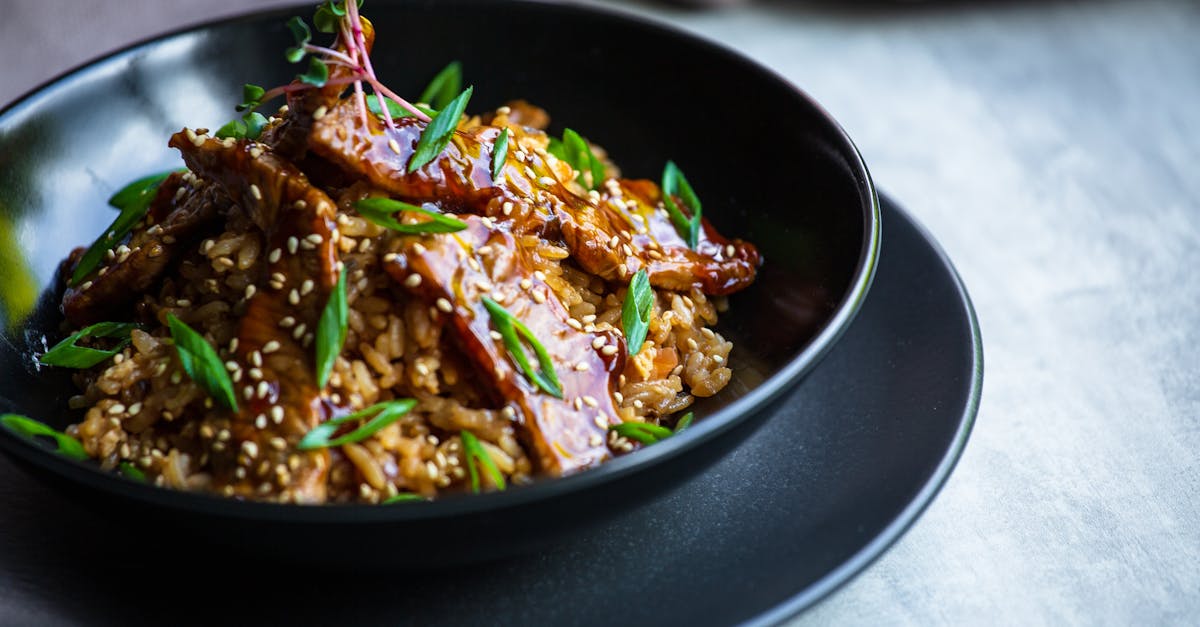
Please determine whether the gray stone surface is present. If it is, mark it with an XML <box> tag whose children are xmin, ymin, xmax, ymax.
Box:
<box><xmin>3</xmin><ymin>0</ymin><xmax>1198</xmax><ymax>623</ymax></box>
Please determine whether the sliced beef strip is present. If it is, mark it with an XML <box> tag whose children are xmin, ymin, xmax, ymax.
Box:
<box><xmin>309</xmin><ymin>100</ymin><xmax>760</xmax><ymax>295</ymax></box>
<box><xmin>170</xmin><ymin>131</ymin><xmax>341</xmax><ymax>502</ymax></box>
<box><xmin>62</xmin><ymin>172</ymin><xmax>227</xmax><ymax>327</ymax></box>
<box><xmin>385</xmin><ymin>216</ymin><xmax>622</xmax><ymax>475</ymax></box>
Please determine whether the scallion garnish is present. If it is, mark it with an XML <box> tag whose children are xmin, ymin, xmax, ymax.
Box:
<box><xmin>71</xmin><ymin>171</ymin><xmax>174</xmax><ymax>285</ymax></box>
<box><xmin>609</xmin><ymin>420</ymin><xmax>674</xmax><ymax>445</ymax></box>
<box><xmin>297</xmin><ymin>398</ymin><xmax>417</xmax><ymax>450</ymax></box>
<box><xmin>675</xmin><ymin>411</ymin><xmax>695</xmax><ymax>432</ymax></box>
<box><xmin>481</xmin><ymin>297</ymin><xmax>563</xmax><ymax>398</ymax></box>
<box><xmin>418</xmin><ymin>61</ymin><xmax>462</xmax><ymax>110</ymax></box>
<box><xmin>492</xmin><ymin>127</ymin><xmax>510</xmax><ymax>181</ymax></box>
<box><xmin>460</xmin><ymin>430</ymin><xmax>506</xmax><ymax>493</ymax></box>
<box><xmin>408</xmin><ymin>86</ymin><xmax>473</xmax><ymax>173</ymax></box>
<box><xmin>662</xmin><ymin>161</ymin><xmax>703</xmax><ymax>249</ymax></box>
<box><xmin>621</xmin><ymin>268</ymin><xmax>653</xmax><ymax>356</ymax></box>
<box><xmin>382</xmin><ymin>493</ymin><xmax>425</xmax><ymax>504</ymax></box>
<box><xmin>39</xmin><ymin>321</ymin><xmax>137</xmax><ymax>369</ymax></box>
<box><xmin>166</xmin><ymin>314</ymin><xmax>238</xmax><ymax>411</ymax></box>
<box><xmin>0</xmin><ymin>414</ymin><xmax>88</xmax><ymax>460</ymax></box>
<box><xmin>118</xmin><ymin>462</ymin><xmax>146</xmax><ymax>482</ymax></box>
<box><xmin>315</xmin><ymin>267</ymin><xmax>348</xmax><ymax>388</ymax></box>
<box><xmin>353</xmin><ymin>198</ymin><xmax>468</xmax><ymax>234</ymax></box>
<box><xmin>552</xmin><ymin>128</ymin><xmax>606</xmax><ymax>190</ymax></box>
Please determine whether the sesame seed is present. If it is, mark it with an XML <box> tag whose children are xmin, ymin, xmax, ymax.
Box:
<box><xmin>249</xmin><ymin>368</ymin><xmax>263</xmax><ymax>381</ymax></box>
<box><xmin>224</xmin><ymin>360</ymin><xmax>239</xmax><ymax>372</ymax></box>
<box><xmin>107</xmin><ymin>403</ymin><xmax>126</xmax><ymax>415</ymax></box>
<box><xmin>306</xmin><ymin>234</ymin><xmax>324</xmax><ymax>245</ymax></box>
<box><xmin>404</xmin><ymin>274</ymin><xmax>421</xmax><ymax>288</ymax></box>
<box><xmin>249</xmin><ymin>184</ymin><xmax>262</xmax><ymax>200</ymax></box>
<box><xmin>524</xmin><ymin>166</ymin><xmax>536</xmax><ymax>179</ymax></box>
<box><xmin>712</xmin><ymin>354</ymin><xmax>725</xmax><ymax>363</ymax></box>
<box><xmin>436</xmin><ymin>298</ymin><xmax>453</xmax><ymax>313</ymax></box>
<box><xmin>294</xmin><ymin>200</ymin><xmax>307</xmax><ymax>210</ymax></box>
<box><xmin>279</xmin><ymin>317</ymin><xmax>295</xmax><ymax>328</ymax></box>
<box><xmin>243</xmin><ymin>385</ymin><xmax>255</xmax><ymax>400</ymax></box>
<box><xmin>268</xmin><ymin>248</ymin><xmax>282</xmax><ymax>263</ymax></box>
<box><xmin>591</xmin><ymin>336</ymin><xmax>605</xmax><ymax>349</ymax></box>
<box><xmin>593</xmin><ymin>415</ymin><xmax>608</xmax><ymax>429</ymax></box>
<box><xmin>490</xmin><ymin>330</ymin><xmax>503</xmax><ymax>340</ymax></box>
<box><xmin>583</xmin><ymin>395</ymin><xmax>599</xmax><ymax>408</ymax></box>
<box><xmin>726</xmin><ymin>244</ymin><xmax>736</xmax><ymax>257</ymax></box>
<box><xmin>300</xmin><ymin>279</ymin><xmax>314</xmax><ymax>295</ymax></box>
<box><xmin>502</xmin><ymin>406</ymin><xmax>516</xmax><ymax>419</ymax></box>
<box><xmin>251</xmin><ymin>351</ymin><xmax>263</xmax><ymax>367</ymax></box>
<box><xmin>243</xmin><ymin>285</ymin><xmax>257</xmax><ymax>300</ymax></box>
<box><xmin>412</xmin><ymin>242</ymin><xmax>426</xmax><ymax>254</ymax></box>
<box><xmin>687</xmin><ymin>338</ymin><xmax>699</xmax><ymax>351</ymax></box>
<box><xmin>477</xmin><ymin>245</ymin><xmax>493</xmax><ymax>256</ymax></box>
<box><xmin>582</xmin><ymin>314</ymin><xmax>597</xmax><ymax>323</ymax></box>
<box><xmin>415</xmin><ymin>362</ymin><xmax>430</xmax><ymax>376</ymax></box>
<box><xmin>269</xmin><ymin>437</ymin><xmax>287</xmax><ymax>451</ymax></box>
<box><xmin>426</xmin><ymin>461</ymin><xmax>439</xmax><ymax>480</ymax></box>
<box><xmin>574</xmin><ymin>362</ymin><xmax>590</xmax><ymax>372</ymax></box>
<box><xmin>128</xmin><ymin>402</ymin><xmax>142</xmax><ymax>416</ymax></box>
<box><xmin>533</xmin><ymin>270</ymin><xmax>546</xmax><ymax>281</ymax></box>
<box><xmin>257</xmin><ymin>381</ymin><xmax>271</xmax><ymax>398</ymax></box>
<box><xmin>271</xmin><ymin>406</ymin><xmax>285</xmax><ymax>423</ymax></box>
<box><xmin>475</xmin><ymin>280</ymin><xmax>492</xmax><ymax>292</ymax></box>
<box><xmin>568</xmin><ymin>318</ymin><xmax>583</xmax><ymax>330</ymax></box>
<box><xmin>622</xmin><ymin>244</ymin><xmax>634</xmax><ymax>256</ymax></box>
<box><xmin>573</xmin><ymin>397</ymin><xmax>584</xmax><ymax>410</ymax></box>
<box><xmin>170</xmin><ymin>371</ymin><xmax>182</xmax><ymax>384</ymax></box>
<box><xmin>388</xmin><ymin>138</ymin><xmax>402</xmax><ymax>154</ymax></box>
<box><xmin>81</xmin><ymin>281</ymin><xmax>94</xmax><ymax>290</ymax></box>
<box><xmin>292</xmin><ymin>325</ymin><xmax>306</xmax><ymax>340</ymax></box>
<box><xmin>601</xmin><ymin>345</ymin><xmax>619</xmax><ymax>356</ymax></box>
<box><xmin>255</xmin><ymin>414</ymin><xmax>267</xmax><ymax>428</ymax></box>
<box><xmin>242</xmin><ymin>441</ymin><xmax>259</xmax><ymax>458</ymax></box>
<box><xmin>467</xmin><ymin>257</ymin><xmax>481</xmax><ymax>272</ymax></box>
<box><xmin>537</xmin><ymin>176</ymin><xmax>556</xmax><ymax>187</ymax></box>
<box><xmin>313</xmin><ymin>105</ymin><xmax>328</xmax><ymax>120</ymax></box>
<box><xmin>520</xmin><ymin>278</ymin><xmax>532</xmax><ymax>290</ymax></box>
<box><xmin>288</xmin><ymin>289</ymin><xmax>300</xmax><ymax>305</ymax></box>
<box><xmin>287</xmin><ymin>236</ymin><xmax>299</xmax><ymax>254</ymax></box>
<box><xmin>215</xmin><ymin>257</ymin><xmax>235</xmax><ymax>269</ymax></box>
<box><xmin>502</xmin><ymin>201</ymin><xmax>514</xmax><ymax>215</ymax></box>
<box><xmin>609</xmin><ymin>235</ymin><xmax>620</xmax><ymax>248</ymax></box>
<box><xmin>532</xmin><ymin>290</ymin><xmax>546</xmax><ymax>304</ymax></box>
<box><xmin>614</xmin><ymin>392</ymin><xmax>624</xmax><ymax>404</ymax></box>
<box><xmin>262</xmin><ymin>340</ymin><xmax>281</xmax><ymax>354</ymax></box>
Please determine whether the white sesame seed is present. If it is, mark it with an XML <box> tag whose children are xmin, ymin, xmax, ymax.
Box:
<box><xmin>404</xmin><ymin>274</ymin><xmax>422</xmax><ymax>288</ymax></box>
<box><xmin>415</xmin><ymin>362</ymin><xmax>430</xmax><ymax>376</ymax></box>
<box><xmin>288</xmin><ymin>289</ymin><xmax>300</xmax><ymax>305</ymax></box>
<box><xmin>519</xmin><ymin>278</ymin><xmax>532</xmax><ymax>290</ymax></box>
<box><xmin>412</xmin><ymin>242</ymin><xmax>426</xmax><ymax>254</ymax></box>
<box><xmin>294</xmin><ymin>200</ymin><xmax>307</xmax><ymax>210</ymax></box>
<box><xmin>249</xmin><ymin>368</ymin><xmax>263</xmax><ymax>381</ymax></box>
<box><xmin>262</xmin><ymin>340</ymin><xmax>281</xmax><ymax>354</ymax></box>
<box><xmin>609</xmin><ymin>235</ymin><xmax>620</xmax><ymax>248</ymax></box>
<box><xmin>591</xmin><ymin>336</ymin><xmax>605</xmax><ymax>349</ymax></box>
<box><xmin>255</xmin><ymin>414</ymin><xmax>267</xmax><ymax>428</ymax></box>
<box><xmin>726</xmin><ymin>244</ymin><xmax>736</xmax><ymax>257</ymax></box>
<box><xmin>306</xmin><ymin>234</ymin><xmax>324</xmax><ymax>245</ymax></box>
<box><xmin>300</xmin><ymin>279</ymin><xmax>314</xmax><ymax>295</ymax></box>
<box><xmin>574</xmin><ymin>397</ymin><xmax>584</xmax><ymax>410</ymax></box>
<box><xmin>583</xmin><ymin>395</ymin><xmax>599</xmax><ymax>408</ymax></box>
<box><xmin>687</xmin><ymin>338</ymin><xmax>699</xmax><ymax>351</ymax></box>
<box><xmin>268</xmin><ymin>248</ymin><xmax>282</xmax><ymax>263</ymax></box>
<box><xmin>251</xmin><ymin>351</ymin><xmax>263</xmax><ymax>367</ymax></box>
<box><xmin>242</xmin><ymin>441</ymin><xmax>259</xmax><ymax>458</ymax></box>
<box><xmin>502</xmin><ymin>406</ymin><xmax>516</xmax><ymax>419</ymax></box>
<box><xmin>594</xmin><ymin>415</ymin><xmax>608</xmax><ymax>429</ymax></box>
<box><xmin>490</xmin><ymin>330</ymin><xmax>503</xmax><ymax>341</ymax></box>
<box><xmin>271</xmin><ymin>406</ymin><xmax>285</xmax><ymax>423</ymax></box>
<box><xmin>170</xmin><ymin>371</ymin><xmax>182</xmax><ymax>384</ymax></box>
<box><xmin>589</xmin><ymin>434</ymin><xmax>603</xmax><ymax>447</ymax></box>
<box><xmin>533</xmin><ymin>270</ymin><xmax>547</xmax><ymax>281</ymax></box>
<box><xmin>287</xmin><ymin>236</ymin><xmax>299</xmax><ymax>254</ymax></box>
<box><xmin>532</xmin><ymin>290</ymin><xmax>546</xmax><ymax>304</ymax></box>
<box><xmin>502</xmin><ymin>201</ymin><xmax>514</xmax><ymax>215</ymax></box>
<box><xmin>313</xmin><ymin>105</ymin><xmax>328</xmax><ymax>120</ymax></box>
<box><xmin>712</xmin><ymin>354</ymin><xmax>725</xmax><ymax>363</ymax></box>
<box><xmin>601</xmin><ymin>345</ymin><xmax>619</xmax><ymax>356</ymax></box>
<box><xmin>257</xmin><ymin>381</ymin><xmax>271</xmax><ymax>398</ymax></box>
<box><xmin>477</xmin><ymin>245</ymin><xmax>493</xmax><ymax>256</ymax></box>
<box><xmin>537</xmin><ymin>176</ymin><xmax>556</xmax><ymax>187</ymax></box>
<box><xmin>388</xmin><ymin>138</ymin><xmax>402</xmax><ymax>154</ymax></box>
<box><xmin>574</xmin><ymin>362</ymin><xmax>590</xmax><ymax>372</ymax></box>
<box><xmin>567</xmin><ymin>318</ymin><xmax>583</xmax><ymax>330</ymax></box>
<box><xmin>249</xmin><ymin>184</ymin><xmax>262</xmax><ymax>200</ymax></box>
<box><xmin>243</xmin><ymin>385</ymin><xmax>255</xmax><ymax>400</ymax></box>
<box><xmin>436</xmin><ymin>298</ymin><xmax>453</xmax><ymax>313</ymax></box>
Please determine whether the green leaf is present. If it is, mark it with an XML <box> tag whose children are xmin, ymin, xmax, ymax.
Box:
<box><xmin>560</xmin><ymin>128</ymin><xmax>605</xmax><ymax>190</ymax></box>
<box><xmin>313</xmin><ymin>0</ymin><xmax>362</xmax><ymax>32</ymax></box>
<box><xmin>460</xmin><ymin>430</ymin><xmax>506</xmax><ymax>493</ymax></box>
<box><xmin>408</xmin><ymin>86</ymin><xmax>473</xmax><ymax>173</ymax></box>
<box><xmin>215</xmin><ymin>118</ymin><xmax>246</xmax><ymax>140</ymax></box>
<box><xmin>609</xmin><ymin>421</ymin><xmax>673</xmax><ymax>445</ymax></box>
<box><xmin>481</xmin><ymin>297</ymin><xmax>563</xmax><ymax>398</ymax></box>
<box><xmin>284</xmin><ymin>17</ymin><xmax>311</xmax><ymax>63</ymax></box>
<box><xmin>107</xmin><ymin>170</ymin><xmax>175</xmax><ymax>209</ymax></box>
<box><xmin>298</xmin><ymin>57</ymin><xmax>329</xmax><ymax>87</ymax></box>
<box><xmin>297</xmin><ymin>398</ymin><xmax>417</xmax><ymax>450</ymax></box>
<box><xmin>621</xmin><ymin>269</ymin><xmax>653</xmax><ymax>355</ymax></box>
<box><xmin>662</xmin><ymin>161</ymin><xmax>703</xmax><ymax>249</ymax></box>
<box><xmin>243</xmin><ymin>112</ymin><xmax>269</xmax><ymax>140</ymax></box>
<box><xmin>492</xmin><ymin>128</ymin><xmax>509</xmax><ymax>181</ymax></box>
<box><xmin>382</xmin><ymin>493</ymin><xmax>425</xmax><ymax>504</ymax></box>
<box><xmin>166</xmin><ymin>314</ymin><xmax>238</xmax><ymax>411</ymax></box>
<box><xmin>40</xmin><ymin>321</ymin><xmax>137</xmax><ymax>368</ymax></box>
<box><xmin>72</xmin><ymin>173</ymin><xmax>170</xmax><ymax>285</ymax></box>
<box><xmin>236</xmin><ymin>83</ymin><xmax>265</xmax><ymax>112</ymax></box>
<box><xmin>315</xmin><ymin>267</ymin><xmax>348</xmax><ymax>388</ymax></box>
<box><xmin>119</xmin><ymin>462</ymin><xmax>146</xmax><ymax>481</ymax></box>
<box><xmin>418</xmin><ymin>61</ymin><xmax>462</xmax><ymax>110</ymax></box>
<box><xmin>216</xmin><ymin>112</ymin><xmax>269</xmax><ymax>141</ymax></box>
<box><xmin>674</xmin><ymin>411</ymin><xmax>694</xmax><ymax>432</ymax></box>
<box><xmin>0</xmin><ymin>414</ymin><xmax>88</xmax><ymax>460</ymax></box>
<box><xmin>354</xmin><ymin>198</ymin><xmax>467</xmax><ymax>234</ymax></box>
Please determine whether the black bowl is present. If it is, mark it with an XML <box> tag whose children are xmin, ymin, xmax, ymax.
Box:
<box><xmin>0</xmin><ymin>0</ymin><xmax>879</xmax><ymax>566</ymax></box>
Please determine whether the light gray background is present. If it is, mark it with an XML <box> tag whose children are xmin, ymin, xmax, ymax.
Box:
<box><xmin>3</xmin><ymin>0</ymin><xmax>1198</xmax><ymax>624</ymax></box>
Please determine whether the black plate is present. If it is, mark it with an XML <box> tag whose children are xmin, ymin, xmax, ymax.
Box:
<box><xmin>0</xmin><ymin>0</ymin><xmax>882</xmax><ymax>566</ymax></box>
<box><xmin>0</xmin><ymin>195</ymin><xmax>979</xmax><ymax>625</ymax></box>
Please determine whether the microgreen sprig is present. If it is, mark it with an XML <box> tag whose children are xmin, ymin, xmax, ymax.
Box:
<box><xmin>353</xmin><ymin>198</ymin><xmax>467</xmax><ymax>234</ymax></box>
<box><xmin>662</xmin><ymin>161</ymin><xmax>703</xmax><ymax>249</ymax></box>
<box><xmin>315</xmin><ymin>267</ymin><xmax>348</xmax><ymax>388</ymax></box>
<box><xmin>481</xmin><ymin>297</ymin><xmax>563</xmax><ymax>398</ymax></box>
<box><xmin>216</xmin><ymin>84</ymin><xmax>270</xmax><ymax>140</ymax></box>
<box><xmin>71</xmin><ymin>170</ymin><xmax>176</xmax><ymax>286</ymax></box>
<box><xmin>461</xmin><ymin>430</ymin><xmax>506</xmax><ymax>493</ymax></box>
<box><xmin>621</xmin><ymin>269</ymin><xmax>653</xmax><ymax>356</ymax></box>
<box><xmin>298</xmin><ymin>398</ymin><xmax>416</xmax><ymax>450</ymax></box>
<box><xmin>39</xmin><ymin>321</ymin><xmax>137</xmax><ymax>369</ymax></box>
<box><xmin>0</xmin><ymin>414</ymin><xmax>88</xmax><ymax>460</ymax></box>
<box><xmin>166</xmin><ymin>314</ymin><xmax>238</xmax><ymax>411</ymax></box>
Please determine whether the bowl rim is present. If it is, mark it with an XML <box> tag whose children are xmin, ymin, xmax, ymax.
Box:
<box><xmin>0</xmin><ymin>0</ymin><xmax>881</xmax><ymax>524</ymax></box>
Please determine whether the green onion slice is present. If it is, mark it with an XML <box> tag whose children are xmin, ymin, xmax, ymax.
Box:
<box><xmin>418</xmin><ymin>61</ymin><xmax>462</xmax><ymax>111</ymax></box>
<box><xmin>382</xmin><ymin>493</ymin><xmax>425</xmax><ymax>504</ymax></box>
<box><xmin>661</xmin><ymin>160</ymin><xmax>703</xmax><ymax>249</ymax></box>
<box><xmin>315</xmin><ymin>267</ymin><xmax>348</xmax><ymax>388</ymax></box>
<box><xmin>560</xmin><ymin>128</ymin><xmax>606</xmax><ymax>190</ymax></box>
<box><xmin>408</xmin><ymin>86</ymin><xmax>473</xmax><ymax>173</ymax></box>
<box><xmin>0</xmin><ymin>414</ymin><xmax>88</xmax><ymax>460</ymax></box>
<box><xmin>621</xmin><ymin>269</ymin><xmax>653</xmax><ymax>356</ymax></box>
<box><xmin>354</xmin><ymin>198</ymin><xmax>467</xmax><ymax>234</ymax></box>
<box><xmin>674</xmin><ymin>411</ymin><xmax>695</xmax><ymax>433</ymax></box>
<box><xmin>481</xmin><ymin>297</ymin><xmax>563</xmax><ymax>398</ymax></box>
<box><xmin>166</xmin><ymin>314</ymin><xmax>238</xmax><ymax>411</ymax></box>
<box><xmin>461</xmin><ymin>430</ymin><xmax>506</xmax><ymax>493</ymax></box>
<box><xmin>609</xmin><ymin>420</ymin><xmax>674</xmax><ymax>445</ymax></box>
<box><xmin>118</xmin><ymin>462</ymin><xmax>147</xmax><ymax>481</ymax></box>
<box><xmin>72</xmin><ymin>171</ymin><xmax>174</xmax><ymax>285</ymax></box>
<box><xmin>298</xmin><ymin>398</ymin><xmax>417</xmax><ymax>450</ymax></box>
<box><xmin>39</xmin><ymin>321</ymin><xmax>137</xmax><ymax>369</ymax></box>
<box><xmin>492</xmin><ymin>127</ymin><xmax>510</xmax><ymax>181</ymax></box>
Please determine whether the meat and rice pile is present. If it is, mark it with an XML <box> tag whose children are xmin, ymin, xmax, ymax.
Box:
<box><xmin>44</xmin><ymin>9</ymin><xmax>761</xmax><ymax>503</ymax></box>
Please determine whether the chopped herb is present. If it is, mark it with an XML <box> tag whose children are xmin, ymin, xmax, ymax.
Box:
<box><xmin>382</xmin><ymin>493</ymin><xmax>425</xmax><ymax>504</ymax></box>
<box><xmin>408</xmin><ymin>86</ymin><xmax>473</xmax><ymax>173</ymax></box>
<box><xmin>297</xmin><ymin>398</ymin><xmax>417</xmax><ymax>450</ymax></box>
<box><xmin>418</xmin><ymin>61</ymin><xmax>462</xmax><ymax>110</ymax></box>
<box><xmin>166</xmin><ymin>314</ymin><xmax>238</xmax><ymax>411</ymax></box>
<box><xmin>71</xmin><ymin>171</ymin><xmax>173</xmax><ymax>285</ymax></box>
<box><xmin>315</xmin><ymin>267</ymin><xmax>348</xmax><ymax>388</ymax></box>
<box><xmin>119</xmin><ymin>462</ymin><xmax>146</xmax><ymax>481</ymax></box>
<box><xmin>550</xmin><ymin>128</ymin><xmax>605</xmax><ymax>190</ymax></box>
<box><xmin>39</xmin><ymin>321</ymin><xmax>137</xmax><ymax>369</ymax></box>
<box><xmin>621</xmin><ymin>269</ymin><xmax>653</xmax><ymax>356</ymax></box>
<box><xmin>460</xmin><ymin>430</ymin><xmax>505</xmax><ymax>493</ymax></box>
<box><xmin>674</xmin><ymin>411</ymin><xmax>694</xmax><ymax>432</ymax></box>
<box><xmin>365</xmin><ymin>95</ymin><xmax>436</xmax><ymax>119</ymax></box>
<box><xmin>297</xmin><ymin>56</ymin><xmax>329</xmax><ymax>87</ymax></box>
<box><xmin>661</xmin><ymin>161</ymin><xmax>703</xmax><ymax>249</ymax></box>
<box><xmin>492</xmin><ymin>127</ymin><xmax>510</xmax><ymax>181</ymax></box>
<box><xmin>481</xmin><ymin>297</ymin><xmax>563</xmax><ymax>398</ymax></box>
<box><xmin>609</xmin><ymin>420</ymin><xmax>674</xmax><ymax>445</ymax></box>
<box><xmin>354</xmin><ymin>198</ymin><xmax>468</xmax><ymax>234</ymax></box>
<box><xmin>313</xmin><ymin>0</ymin><xmax>362</xmax><ymax>33</ymax></box>
<box><xmin>0</xmin><ymin>414</ymin><xmax>88</xmax><ymax>460</ymax></box>
<box><xmin>284</xmin><ymin>16</ymin><xmax>312</xmax><ymax>63</ymax></box>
